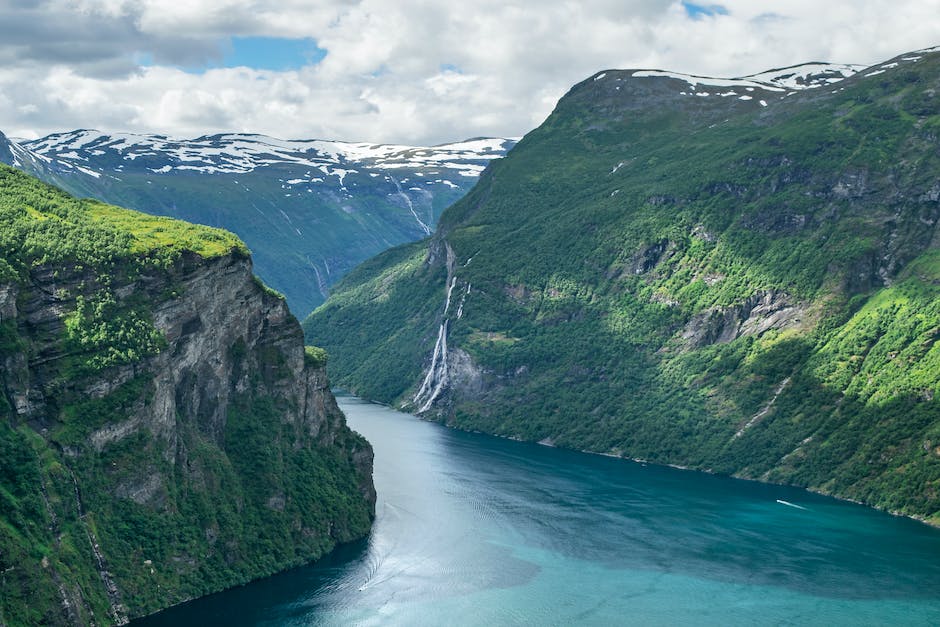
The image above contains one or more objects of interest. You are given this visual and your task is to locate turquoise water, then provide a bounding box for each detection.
[134,396,940,625]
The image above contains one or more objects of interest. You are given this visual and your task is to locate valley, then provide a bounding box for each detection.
[0,131,514,316]
[3,32,940,625]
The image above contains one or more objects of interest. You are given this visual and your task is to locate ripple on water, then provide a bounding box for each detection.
[131,396,940,626]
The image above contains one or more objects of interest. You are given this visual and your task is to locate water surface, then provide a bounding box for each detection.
[135,396,940,625]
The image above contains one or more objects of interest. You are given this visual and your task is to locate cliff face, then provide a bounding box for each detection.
[0,167,374,625]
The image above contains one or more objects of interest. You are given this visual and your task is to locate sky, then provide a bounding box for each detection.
[1,0,938,145]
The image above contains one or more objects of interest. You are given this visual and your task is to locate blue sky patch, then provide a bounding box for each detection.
[133,51,154,67]
[224,37,327,71]
[682,2,729,19]
[148,37,328,74]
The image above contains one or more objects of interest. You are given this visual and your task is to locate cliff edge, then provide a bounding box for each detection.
[0,165,375,624]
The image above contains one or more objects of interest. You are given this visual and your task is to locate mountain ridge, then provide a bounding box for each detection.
[1,130,515,316]
[17,130,515,178]
[305,45,940,525]
[617,60,864,94]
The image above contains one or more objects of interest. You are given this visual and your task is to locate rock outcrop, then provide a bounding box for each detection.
[0,178,374,625]
[680,290,810,349]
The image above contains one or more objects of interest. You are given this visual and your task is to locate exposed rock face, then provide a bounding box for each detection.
[680,290,810,348]
[7,252,358,452]
[0,250,375,625]
[446,348,486,399]
[0,131,13,166]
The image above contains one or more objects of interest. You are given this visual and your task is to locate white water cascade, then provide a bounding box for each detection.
[412,244,469,412]
[390,176,432,235]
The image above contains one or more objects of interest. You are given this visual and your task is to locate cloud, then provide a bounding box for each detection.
[0,0,938,144]
[0,2,141,77]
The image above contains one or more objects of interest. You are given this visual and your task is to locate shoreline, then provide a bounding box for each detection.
[335,390,940,531]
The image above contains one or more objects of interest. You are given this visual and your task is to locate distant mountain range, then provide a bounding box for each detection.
[0,130,515,315]
[305,46,940,525]
[0,61,873,316]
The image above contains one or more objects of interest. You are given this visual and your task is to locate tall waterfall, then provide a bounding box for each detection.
[412,243,468,412]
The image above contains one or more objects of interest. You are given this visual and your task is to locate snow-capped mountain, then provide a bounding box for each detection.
[6,50,928,315]
[623,61,863,93]
[21,131,511,179]
[588,61,866,108]
[588,47,940,105]
[4,131,516,315]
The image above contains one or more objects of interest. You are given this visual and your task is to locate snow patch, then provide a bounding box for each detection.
[632,70,785,92]
[24,131,516,178]
[632,62,863,99]
[75,166,101,178]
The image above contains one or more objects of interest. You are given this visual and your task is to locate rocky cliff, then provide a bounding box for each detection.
[0,165,374,625]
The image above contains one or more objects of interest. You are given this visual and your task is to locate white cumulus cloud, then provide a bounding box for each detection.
[0,0,938,144]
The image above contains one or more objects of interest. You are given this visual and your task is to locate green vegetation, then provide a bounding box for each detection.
[44,385,372,619]
[0,167,373,623]
[86,202,249,260]
[64,293,167,371]
[306,50,940,523]
[304,345,329,368]
[0,165,247,275]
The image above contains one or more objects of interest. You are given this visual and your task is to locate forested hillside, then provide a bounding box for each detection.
[0,166,374,624]
[305,48,940,524]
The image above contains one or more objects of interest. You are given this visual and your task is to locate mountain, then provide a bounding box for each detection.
[304,48,940,524]
[4,130,514,316]
[0,165,374,624]
[0,132,13,165]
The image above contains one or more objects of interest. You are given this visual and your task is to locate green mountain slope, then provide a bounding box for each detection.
[0,165,374,624]
[305,48,940,524]
[2,132,513,317]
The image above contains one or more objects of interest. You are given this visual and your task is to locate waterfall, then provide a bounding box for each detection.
[417,321,449,412]
[390,176,432,235]
[412,320,447,407]
[456,283,470,319]
[412,245,472,412]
